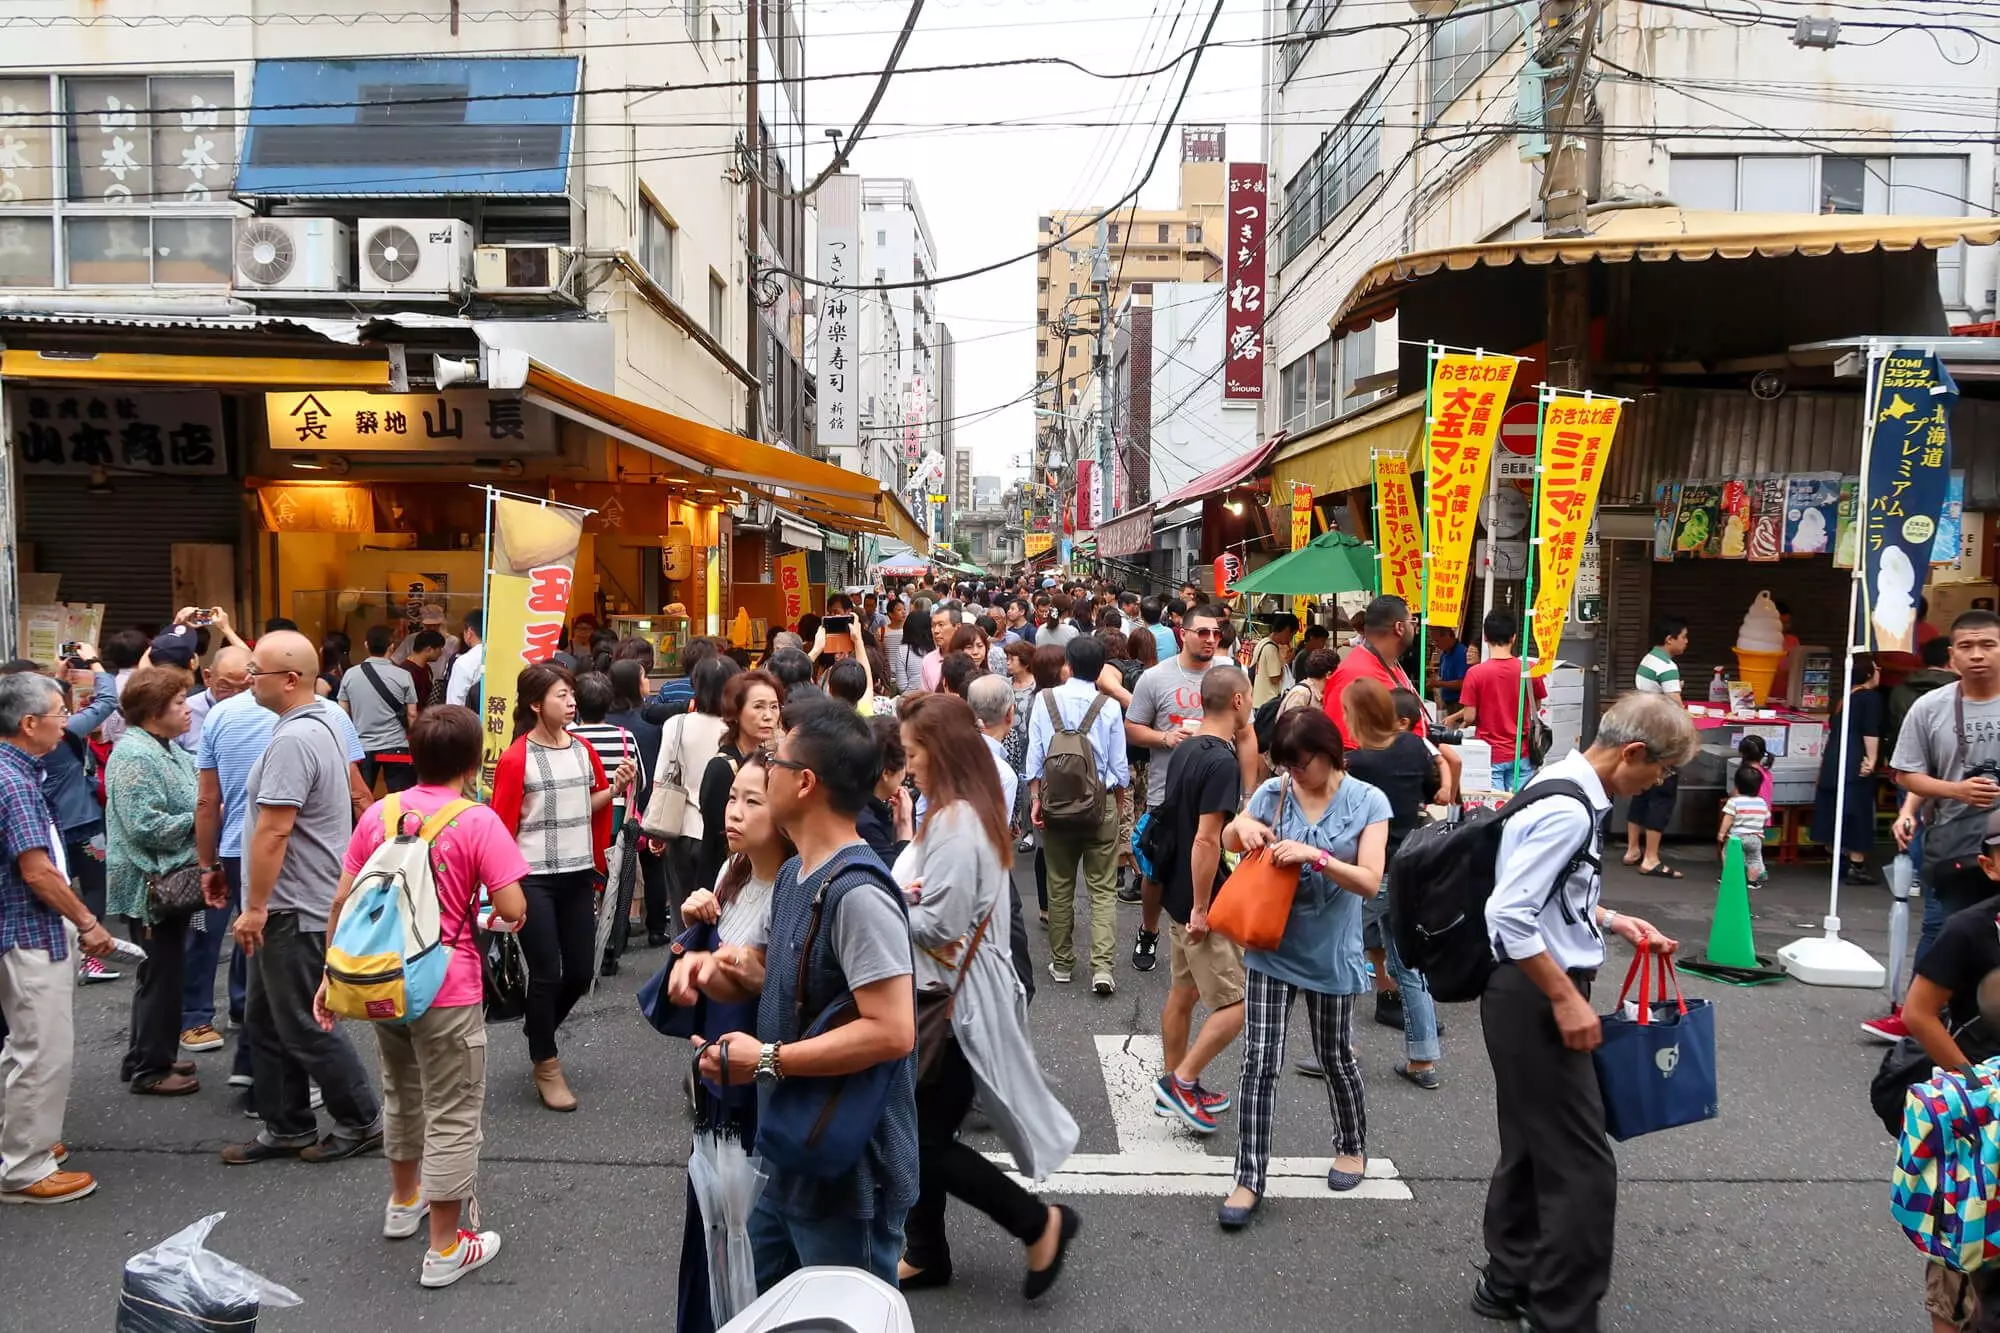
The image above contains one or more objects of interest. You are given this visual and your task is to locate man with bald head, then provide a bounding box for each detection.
[175,643,255,1052]
[199,633,381,1160]
[177,644,250,756]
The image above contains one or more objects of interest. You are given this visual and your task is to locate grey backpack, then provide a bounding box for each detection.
[1040,692,1109,829]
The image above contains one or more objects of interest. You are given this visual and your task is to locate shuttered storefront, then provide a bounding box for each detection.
[20,475,245,634]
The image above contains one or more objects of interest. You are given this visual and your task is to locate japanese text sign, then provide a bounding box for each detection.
[1373,452,1423,606]
[1424,352,1519,625]
[264,391,555,455]
[9,388,224,475]
[1290,482,1315,624]
[815,173,860,448]
[479,493,587,793]
[1025,533,1054,558]
[776,551,810,632]
[1222,162,1267,402]
[1862,349,1957,653]
[1528,394,1620,676]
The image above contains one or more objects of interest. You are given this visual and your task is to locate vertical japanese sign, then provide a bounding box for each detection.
[1074,458,1097,533]
[1862,349,1958,653]
[815,174,860,449]
[1373,452,1423,605]
[1289,483,1314,624]
[776,552,810,632]
[1222,162,1267,402]
[1424,352,1519,627]
[1528,394,1620,676]
[479,492,588,792]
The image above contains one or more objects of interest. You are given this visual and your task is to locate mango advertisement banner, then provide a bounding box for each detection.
[1290,483,1315,624]
[1373,452,1423,606]
[1424,353,1519,626]
[480,494,587,791]
[1528,395,1620,676]
[776,551,810,631]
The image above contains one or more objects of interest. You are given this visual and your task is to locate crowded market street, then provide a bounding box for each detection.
[3,857,1919,1331]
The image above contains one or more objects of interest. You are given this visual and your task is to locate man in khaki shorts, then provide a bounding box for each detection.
[1151,666,1251,1134]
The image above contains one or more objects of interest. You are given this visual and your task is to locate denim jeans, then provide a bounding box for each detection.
[747,1193,907,1293]
[1364,888,1440,1062]
[223,858,252,1078]
[1492,759,1533,794]
[1910,828,1946,969]
[181,904,230,1030]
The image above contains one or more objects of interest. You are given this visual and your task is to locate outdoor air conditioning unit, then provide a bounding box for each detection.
[232,217,352,293]
[473,244,577,295]
[357,218,474,297]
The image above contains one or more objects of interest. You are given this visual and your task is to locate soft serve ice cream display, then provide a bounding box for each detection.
[1732,590,1788,706]
[1871,546,1920,652]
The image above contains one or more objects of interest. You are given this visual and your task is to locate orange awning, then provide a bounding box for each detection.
[0,348,391,388]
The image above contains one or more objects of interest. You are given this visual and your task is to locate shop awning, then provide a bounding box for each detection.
[0,348,392,389]
[1336,207,2000,331]
[1153,435,1284,511]
[1270,393,1425,501]
[1098,505,1154,559]
[521,361,929,553]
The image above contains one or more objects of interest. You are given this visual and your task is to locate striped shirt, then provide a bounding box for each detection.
[520,737,596,874]
[0,740,68,961]
[199,691,365,858]
[570,722,637,812]
[1722,795,1770,843]
[1635,647,1682,696]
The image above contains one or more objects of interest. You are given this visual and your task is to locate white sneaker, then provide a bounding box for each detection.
[421,1228,502,1288]
[1048,962,1073,984]
[1093,971,1115,996]
[383,1193,430,1240]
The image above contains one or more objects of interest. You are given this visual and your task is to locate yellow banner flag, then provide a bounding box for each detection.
[1372,452,1423,606]
[480,493,587,792]
[1529,394,1621,677]
[1289,483,1315,624]
[1424,352,1520,626]
[776,551,811,631]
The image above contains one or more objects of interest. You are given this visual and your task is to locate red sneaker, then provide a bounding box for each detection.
[1860,1011,1908,1044]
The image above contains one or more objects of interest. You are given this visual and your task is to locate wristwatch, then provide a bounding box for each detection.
[754,1042,785,1086]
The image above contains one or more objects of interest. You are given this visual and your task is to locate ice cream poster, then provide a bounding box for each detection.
[1933,470,1967,565]
[1861,349,1958,653]
[1747,476,1787,563]
[1651,481,1681,562]
[1673,483,1719,558]
[1783,474,1842,555]
[1718,480,1750,559]
[1832,478,1859,570]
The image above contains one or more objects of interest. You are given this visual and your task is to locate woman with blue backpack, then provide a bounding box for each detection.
[314,705,527,1288]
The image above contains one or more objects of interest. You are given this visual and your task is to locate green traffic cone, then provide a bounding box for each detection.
[1680,837,1788,985]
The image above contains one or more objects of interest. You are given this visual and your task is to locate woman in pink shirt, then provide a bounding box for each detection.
[317,705,528,1290]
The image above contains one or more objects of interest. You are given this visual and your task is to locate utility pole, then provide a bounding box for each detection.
[1539,0,1595,391]
[1091,219,1113,537]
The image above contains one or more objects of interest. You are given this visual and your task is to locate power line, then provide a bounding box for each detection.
[765,0,926,199]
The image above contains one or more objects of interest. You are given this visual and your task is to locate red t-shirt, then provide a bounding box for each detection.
[1325,643,1425,749]
[1457,656,1547,758]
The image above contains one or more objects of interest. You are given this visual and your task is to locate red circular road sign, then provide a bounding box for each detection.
[1499,401,1540,455]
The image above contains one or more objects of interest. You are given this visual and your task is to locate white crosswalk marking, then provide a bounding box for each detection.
[986,1034,1414,1200]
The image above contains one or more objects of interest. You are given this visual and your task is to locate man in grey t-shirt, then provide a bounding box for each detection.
[1892,611,2000,922]
[337,624,419,794]
[223,631,381,1166]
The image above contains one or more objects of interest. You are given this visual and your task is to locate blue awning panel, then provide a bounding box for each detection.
[235,57,580,197]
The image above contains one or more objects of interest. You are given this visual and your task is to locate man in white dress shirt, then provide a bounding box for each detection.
[444,610,486,709]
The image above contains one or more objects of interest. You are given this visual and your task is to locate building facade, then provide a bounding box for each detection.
[860,176,943,527]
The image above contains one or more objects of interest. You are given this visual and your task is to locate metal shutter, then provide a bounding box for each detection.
[20,475,244,634]
[1604,539,1653,699]
[1647,556,1851,697]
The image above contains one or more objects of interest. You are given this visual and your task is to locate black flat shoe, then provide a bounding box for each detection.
[897,1261,953,1291]
[1470,1271,1525,1321]
[1023,1205,1079,1300]
[1217,1193,1261,1231]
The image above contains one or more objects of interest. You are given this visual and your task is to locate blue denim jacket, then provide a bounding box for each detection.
[42,670,117,840]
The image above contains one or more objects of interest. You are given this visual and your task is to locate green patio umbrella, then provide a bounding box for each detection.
[1231,530,1378,597]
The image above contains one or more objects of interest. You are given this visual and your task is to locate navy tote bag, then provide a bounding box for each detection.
[1593,953,1719,1142]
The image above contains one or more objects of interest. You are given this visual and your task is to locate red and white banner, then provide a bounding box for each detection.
[1222,162,1267,403]
[1073,457,1097,534]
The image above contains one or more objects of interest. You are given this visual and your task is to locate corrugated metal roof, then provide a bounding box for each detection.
[1604,386,2000,510]
[0,311,283,332]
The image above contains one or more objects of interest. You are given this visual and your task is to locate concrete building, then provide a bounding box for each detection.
[1035,127,1229,464]
[973,474,1004,509]
[1109,280,1259,512]
[861,177,942,525]
[839,279,904,490]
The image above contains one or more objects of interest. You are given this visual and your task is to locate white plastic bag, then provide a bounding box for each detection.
[117,1212,301,1333]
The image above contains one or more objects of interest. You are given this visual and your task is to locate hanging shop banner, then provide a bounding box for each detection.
[265,390,557,454]
[1424,352,1520,625]
[1373,452,1423,605]
[1289,482,1315,624]
[1934,471,1967,565]
[1746,476,1786,562]
[1862,349,1958,653]
[1024,533,1054,558]
[9,387,225,475]
[776,551,810,631]
[1221,162,1268,402]
[1528,394,1621,676]
[815,173,861,449]
[480,492,588,792]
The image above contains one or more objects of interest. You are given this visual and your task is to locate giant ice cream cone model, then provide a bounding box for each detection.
[1733,590,1787,706]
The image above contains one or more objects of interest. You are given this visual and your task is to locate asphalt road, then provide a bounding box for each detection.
[0,848,1930,1331]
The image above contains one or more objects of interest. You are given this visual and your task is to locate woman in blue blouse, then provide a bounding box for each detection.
[1216,708,1390,1230]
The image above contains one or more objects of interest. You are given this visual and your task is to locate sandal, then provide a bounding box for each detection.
[1638,862,1683,879]
[1621,852,1643,867]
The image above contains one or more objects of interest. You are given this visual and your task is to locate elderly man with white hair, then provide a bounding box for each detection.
[967,673,1035,1002]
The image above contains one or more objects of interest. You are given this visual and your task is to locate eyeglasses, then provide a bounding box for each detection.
[1185,627,1222,640]
[764,755,811,775]
[242,665,300,680]
[30,706,71,722]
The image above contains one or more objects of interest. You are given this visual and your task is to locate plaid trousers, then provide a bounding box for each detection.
[1233,966,1366,1195]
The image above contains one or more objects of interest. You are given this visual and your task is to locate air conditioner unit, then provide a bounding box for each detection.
[473,244,577,295]
[357,218,474,297]
[232,217,352,293]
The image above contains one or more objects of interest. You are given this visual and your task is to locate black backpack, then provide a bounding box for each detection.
[1386,778,1596,1003]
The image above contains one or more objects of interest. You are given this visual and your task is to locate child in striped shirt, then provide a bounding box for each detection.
[1717,762,1771,886]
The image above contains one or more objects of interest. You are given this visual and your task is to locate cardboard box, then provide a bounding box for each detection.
[1927,580,1999,628]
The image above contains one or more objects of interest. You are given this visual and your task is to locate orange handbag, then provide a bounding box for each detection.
[1208,781,1302,951]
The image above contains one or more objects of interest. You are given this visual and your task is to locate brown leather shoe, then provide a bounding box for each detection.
[49,1143,67,1166]
[132,1072,200,1097]
[533,1058,578,1112]
[0,1170,97,1205]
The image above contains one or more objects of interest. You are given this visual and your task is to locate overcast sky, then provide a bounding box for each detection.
[801,0,1263,480]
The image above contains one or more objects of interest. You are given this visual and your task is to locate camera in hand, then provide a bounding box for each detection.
[1967,759,2000,784]
[823,613,855,656]
[1431,725,1467,747]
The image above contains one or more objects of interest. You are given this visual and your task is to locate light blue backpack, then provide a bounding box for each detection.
[323,796,474,1025]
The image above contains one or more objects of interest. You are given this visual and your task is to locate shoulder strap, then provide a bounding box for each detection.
[1080,693,1109,733]
[1043,689,1067,732]
[381,792,405,839]
[418,798,476,842]
[357,662,406,721]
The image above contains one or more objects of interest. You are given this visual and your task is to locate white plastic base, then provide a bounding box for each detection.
[1777,933,1887,988]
